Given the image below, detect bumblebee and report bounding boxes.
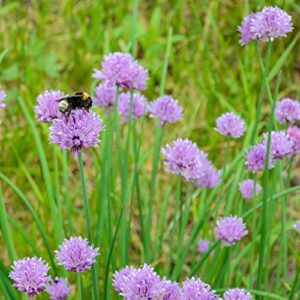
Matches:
[58,92,92,115]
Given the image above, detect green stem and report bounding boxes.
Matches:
[77,273,83,300]
[250,173,257,287]
[289,265,300,300]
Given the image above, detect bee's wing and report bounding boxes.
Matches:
[56,97,68,102]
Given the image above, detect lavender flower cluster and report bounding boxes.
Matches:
[113,264,252,299]
[9,236,98,299]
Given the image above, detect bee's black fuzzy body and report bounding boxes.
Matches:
[58,92,92,116]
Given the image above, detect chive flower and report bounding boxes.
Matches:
[195,161,220,189]
[275,98,300,125]
[223,288,253,300]
[0,89,6,109]
[250,7,293,42]
[288,127,300,154]
[50,109,103,157]
[55,237,99,273]
[9,257,50,299]
[93,52,148,90]
[46,278,72,300]
[239,179,262,201]
[294,221,300,234]
[113,266,135,294]
[149,95,183,126]
[216,216,248,246]
[161,279,182,300]
[214,112,246,138]
[197,239,209,254]
[35,90,66,123]
[182,277,220,299]
[94,82,117,113]
[118,92,148,121]
[238,13,258,46]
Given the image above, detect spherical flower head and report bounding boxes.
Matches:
[288,127,300,154]
[113,266,135,294]
[215,112,246,138]
[35,90,66,123]
[93,52,148,90]
[55,236,99,272]
[263,131,294,160]
[50,109,103,157]
[117,264,166,299]
[149,95,183,126]
[250,7,293,42]
[294,221,300,234]
[238,13,258,46]
[197,239,209,254]
[182,277,220,300]
[275,98,300,124]
[0,89,6,109]
[46,278,72,300]
[245,143,274,173]
[223,288,253,300]
[162,138,204,181]
[9,257,50,299]
[118,92,148,121]
[161,279,182,300]
[94,82,117,111]
[195,160,220,189]
[239,179,262,201]
[216,216,248,246]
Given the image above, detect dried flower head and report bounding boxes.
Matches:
[294,221,300,234]
[182,277,219,300]
[162,138,204,181]
[239,179,262,201]
[263,131,294,160]
[223,288,253,300]
[94,82,117,112]
[215,112,246,138]
[50,110,103,157]
[149,95,183,126]
[93,52,148,90]
[238,13,258,46]
[197,239,209,254]
[113,264,166,299]
[0,89,6,109]
[46,278,72,300]
[35,90,66,123]
[250,7,293,41]
[245,143,274,173]
[9,257,50,299]
[55,237,99,272]
[275,98,300,124]
[216,216,248,246]
[288,127,300,155]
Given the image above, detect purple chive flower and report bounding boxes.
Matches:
[113,266,135,294]
[223,288,253,300]
[275,98,300,124]
[294,221,300,234]
[238,13,258,46]
[0,89,6,109]
[182,278,220,300]
[93,52,148,90]
[46,278,72,300]
[50,109,103,157]
[35,90,66,123]
[197,239,209,254]
[94,82,117,112]
[216,216,248,246]
[288,127,300,154]
[245,143,274,173]
[149,95,183,126]
[114,264,166,299]
[55,237,99,272]
[263,131,294,160]
[118,92,148,121]
[215,112,246,138]
[239,179,262,201]
[195,161,220,189]
[161,279,182,300]
[162,138,204,181]
[250,7,293,42]
[9,257,50,299]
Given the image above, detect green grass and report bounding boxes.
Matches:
[0,0,300,299]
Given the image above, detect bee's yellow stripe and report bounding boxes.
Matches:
[82,92,89,101]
